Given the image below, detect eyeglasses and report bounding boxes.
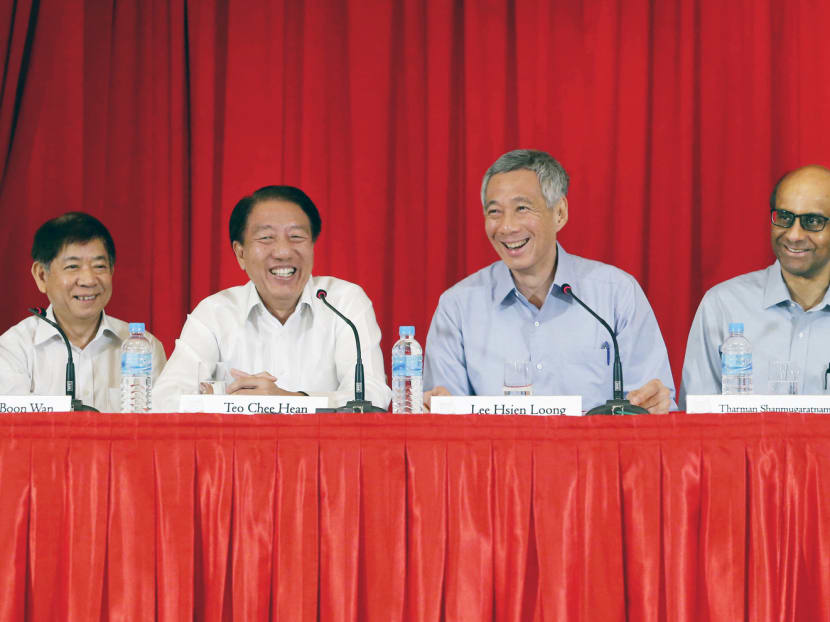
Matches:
[770,208,830,232]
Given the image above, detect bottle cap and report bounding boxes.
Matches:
[399,325,415,337]
[129,322,146,334]
[728,322,744,333]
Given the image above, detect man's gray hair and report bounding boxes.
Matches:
[480,149,570,211]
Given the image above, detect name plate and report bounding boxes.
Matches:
[430,395,582,416]
[686,394,830,414]
[0,396,72,413]
[179,395,329,415]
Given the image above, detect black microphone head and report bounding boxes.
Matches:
[316,289,327,299]
[561,283,572,295]
[28,306,47,317]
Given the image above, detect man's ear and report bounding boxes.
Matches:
[232,241,246,271]
[554,196,569,233]
[31,262,48,294]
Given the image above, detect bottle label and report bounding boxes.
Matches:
[722,353,752,376]
[122,352,152,376]
[392,354,422,376]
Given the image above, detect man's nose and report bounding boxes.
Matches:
[77,265,96,285]
[783,218,807,241]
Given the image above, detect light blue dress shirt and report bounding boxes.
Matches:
[680,261,830,407]
[423,244,676,411]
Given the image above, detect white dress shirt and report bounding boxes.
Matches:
[0,306,167,412]
[152,276,391,411]
[680,261,830,408]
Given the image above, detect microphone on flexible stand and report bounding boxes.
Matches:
[313,289,386,413]
[559,285,648,415]
[27,307,99,412]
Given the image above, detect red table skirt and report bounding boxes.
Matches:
[0,411,828,621]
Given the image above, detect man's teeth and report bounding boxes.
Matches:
[504,239,529,250]
[75,295,96,301]
[270,267,297,277]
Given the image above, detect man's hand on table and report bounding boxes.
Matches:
[626,378,671,414]
[227,369,306,397]
[423,386,451,412]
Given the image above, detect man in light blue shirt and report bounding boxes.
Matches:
[424,149,674,413]
[681,165,830,404]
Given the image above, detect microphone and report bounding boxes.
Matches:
[314,289,385,413]
[559,285,648,416]
[27,307,99,412]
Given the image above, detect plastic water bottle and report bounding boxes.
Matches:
[121,323,153,412]
[721,322,752,394]
[391,326,423,413]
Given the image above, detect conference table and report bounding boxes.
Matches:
[0,411,828,621]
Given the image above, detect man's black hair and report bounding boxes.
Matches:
[31,212,116,267]
[229,185,322,245]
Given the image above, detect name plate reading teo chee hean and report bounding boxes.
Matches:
[179,394,329,415]
[430,395,582,416]
[0,396,72,413]
[686,394,830,414]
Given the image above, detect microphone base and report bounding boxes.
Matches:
[316,399,387,413]
[71,399,99,412]
[585,399,649,416]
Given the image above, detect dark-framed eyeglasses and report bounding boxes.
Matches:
[770,208,830,232]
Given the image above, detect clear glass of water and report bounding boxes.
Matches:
[767,360,800,395]
[503,360,533,396]
[197,362,227,395]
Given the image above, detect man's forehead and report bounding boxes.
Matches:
[56,239,109,259]
[247,201,311,230]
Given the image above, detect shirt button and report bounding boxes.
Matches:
[799,332,804,338]
[534,321,540,327]
[536,363,543,370]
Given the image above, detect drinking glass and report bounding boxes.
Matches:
[503,360,533,396]
[767,360,800,395]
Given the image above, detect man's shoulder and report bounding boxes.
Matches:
[701,265,770,304]
[0,315,40,348]
[311,275,367,297]
[438,262,501,302]
[565,251,641,290]
[191,283,254,315]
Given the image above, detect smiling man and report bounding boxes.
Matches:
[423,149,675,413]
[680,165,830,403]
[0,212,166,411]
[152,185,391,410]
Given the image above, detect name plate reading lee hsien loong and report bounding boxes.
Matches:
[686,394,830,414]
[0,396,72,413]
[430,395,582,416]
[179,394,329,415]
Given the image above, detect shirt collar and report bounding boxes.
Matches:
[493,243,569,304]
[763,260,830,311]
[34,305,119,347]
[245,277,317,321]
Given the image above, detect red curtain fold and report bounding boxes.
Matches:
[1,412,830,620]
[2,1,830,388]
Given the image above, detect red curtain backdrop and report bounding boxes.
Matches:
[1,411,830,620]
[2,0,830,386]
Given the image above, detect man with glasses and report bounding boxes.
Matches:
[680,165,830,404]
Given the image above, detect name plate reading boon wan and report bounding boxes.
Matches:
[179,394,329,415]
[430,395,582,416]
[0,396,72,413]
[686,394,830,414]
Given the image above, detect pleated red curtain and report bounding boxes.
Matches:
[1,412,830,620]
[2,0,830,386]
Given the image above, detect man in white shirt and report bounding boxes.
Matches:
[681,165,830,403]
[153,185,391,411]
[0,212,166,411]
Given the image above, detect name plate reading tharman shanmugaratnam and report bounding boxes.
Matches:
[685,394,830,414]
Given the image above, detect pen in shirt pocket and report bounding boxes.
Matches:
[601,341,610,366]
[824,363,830,391]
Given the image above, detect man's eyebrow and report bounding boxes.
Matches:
[60,255,109,262]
